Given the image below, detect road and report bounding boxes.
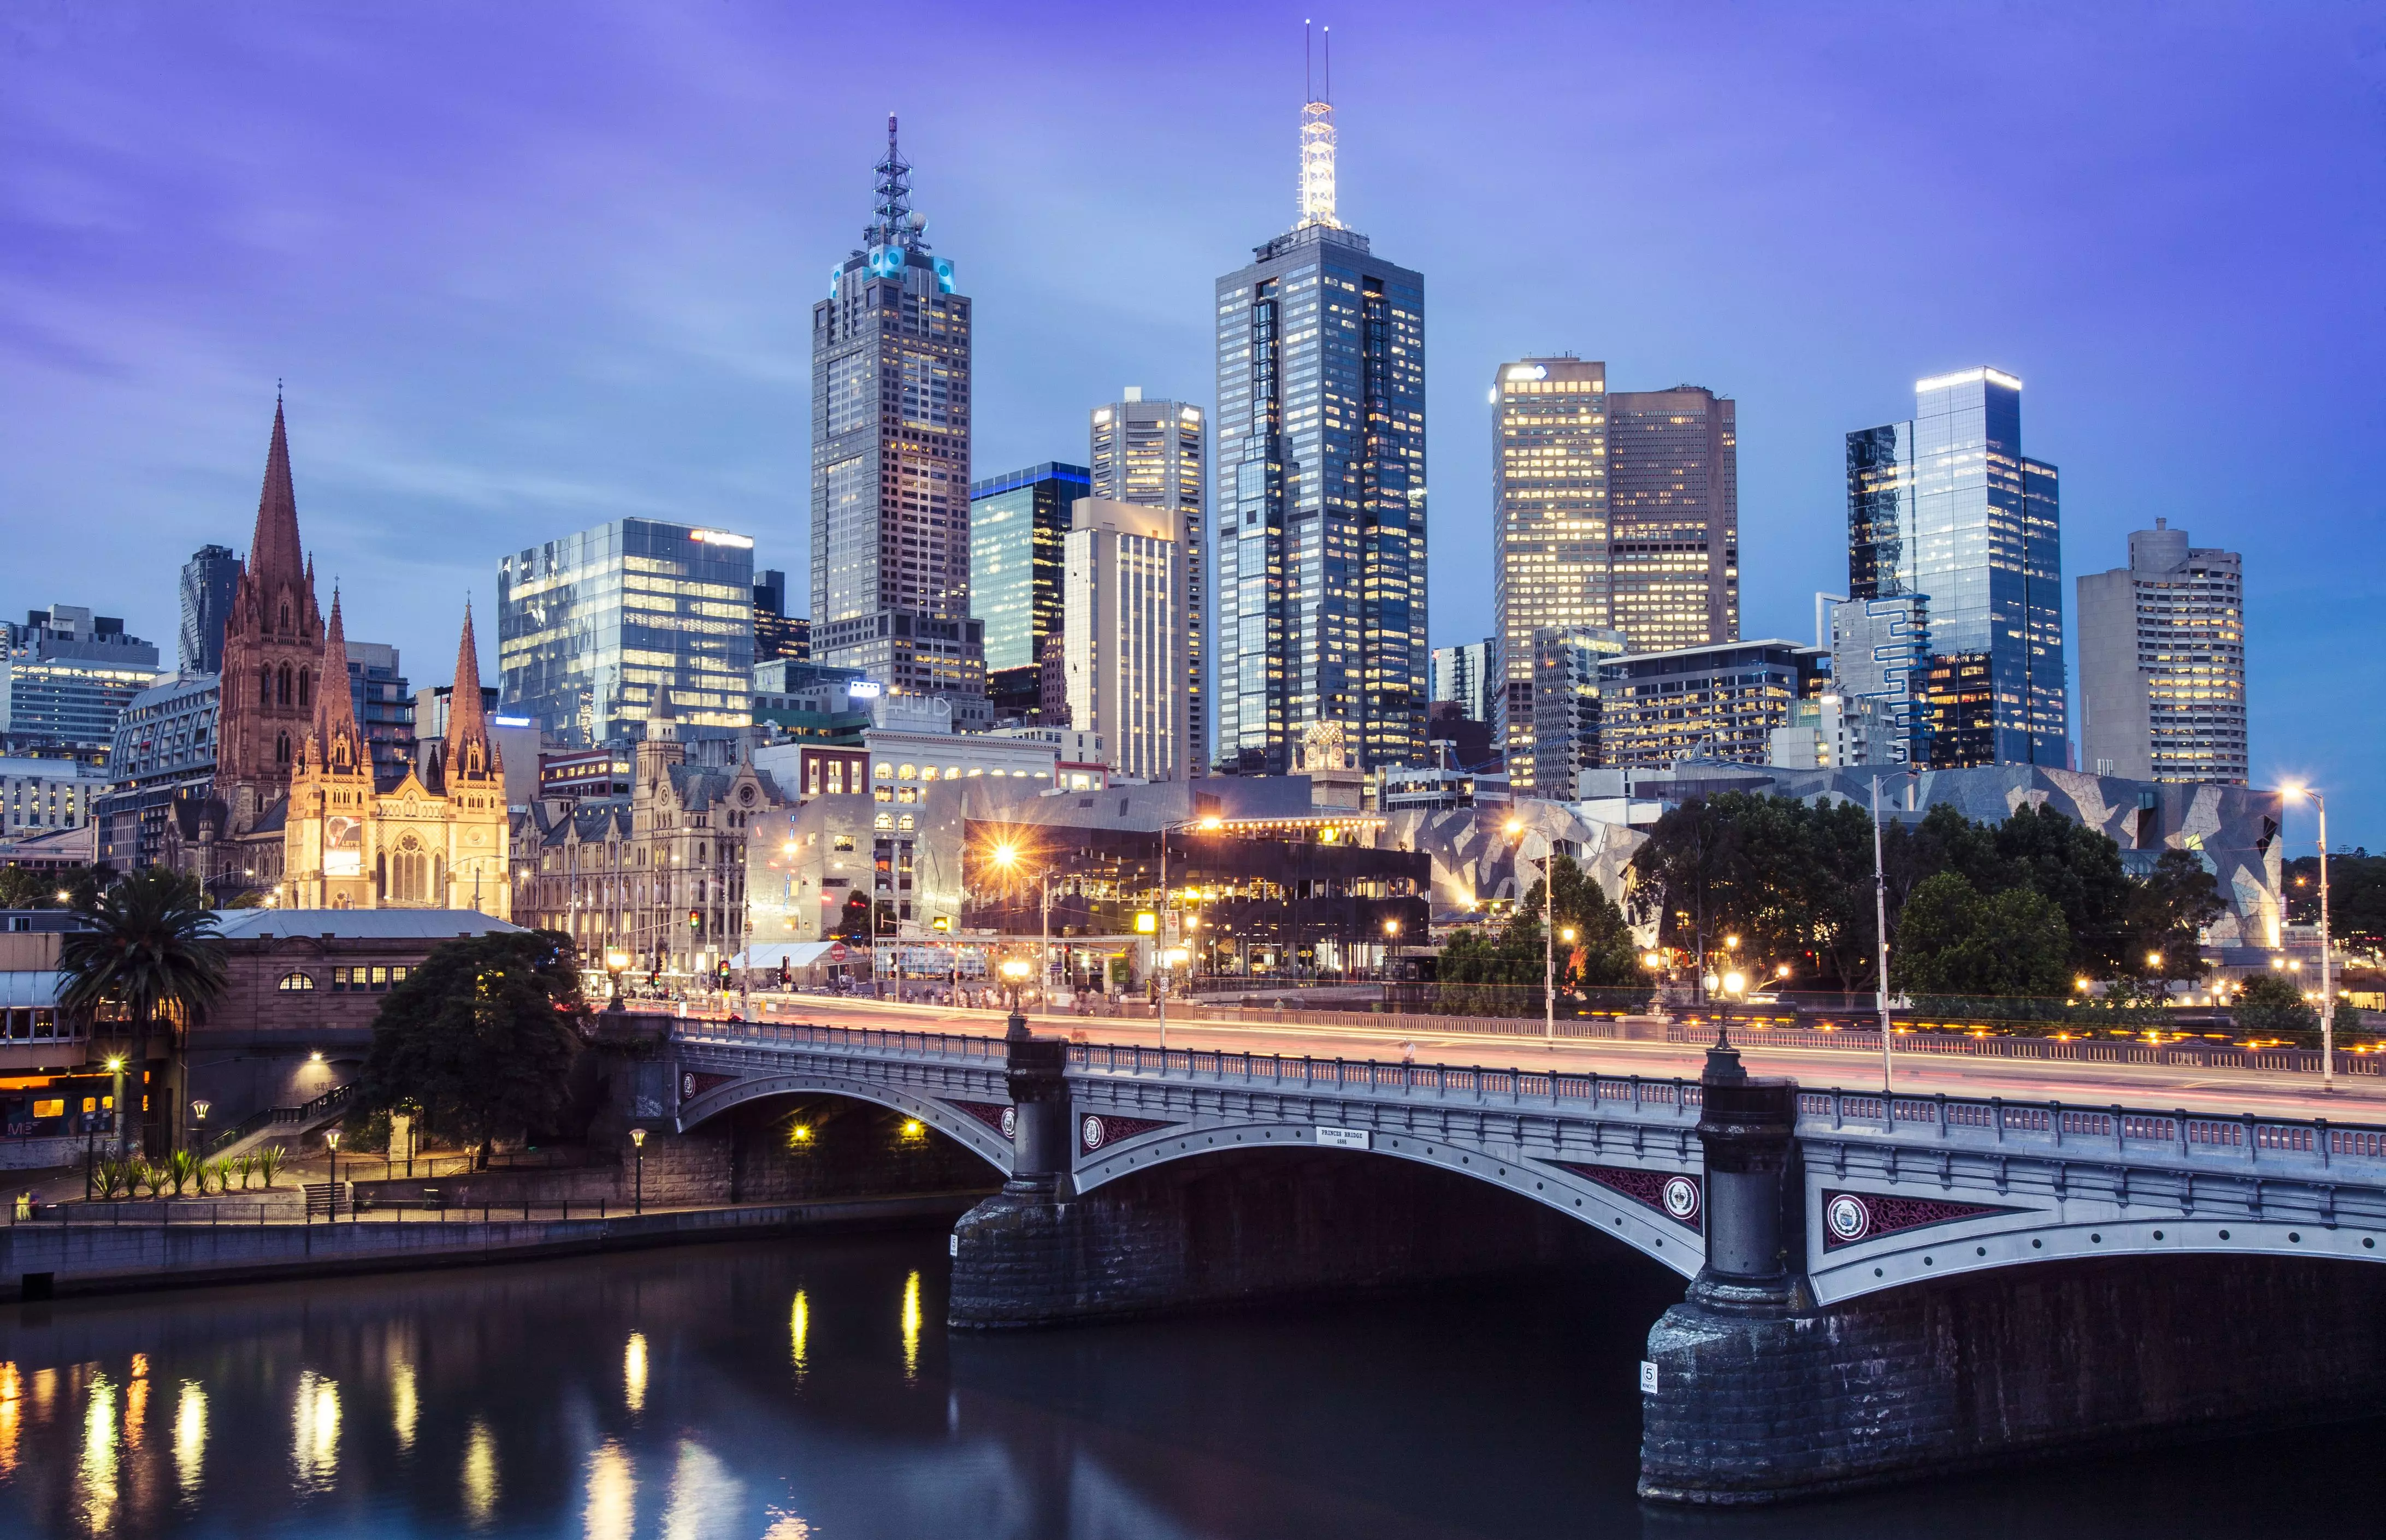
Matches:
[735,994,2386,1125]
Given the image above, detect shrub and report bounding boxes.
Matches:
[255,1145,287,1189]
[166,1150,199,1197]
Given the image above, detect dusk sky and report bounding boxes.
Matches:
[3,3,2378,843]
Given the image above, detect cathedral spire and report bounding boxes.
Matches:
[249,397,307,587]
[315,588,364,773]
[445,601,499,783]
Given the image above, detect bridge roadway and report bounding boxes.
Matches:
[725,993,2386,1122]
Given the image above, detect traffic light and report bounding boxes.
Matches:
[716,961,731,989]
[931,915,951,933]
[688,909,701,931]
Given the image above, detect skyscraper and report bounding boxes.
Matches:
[179,544,239,677]
[1090,389,1206,774]
[969,461,1088,718]
[1847,368,2065,768]
[753,570,811,664]
[1062,497,1187,782]
[1214,62,1426,775]
[495,518,755,746]
[2075,519,2245,784]
[1491,357,1608,789]
[1607,386,1738,651]
[0,606,163,762]
[1430,639,1495,726]
[1826,595,1930,766]
[810,116,983,712]
[1529,625,1627,798]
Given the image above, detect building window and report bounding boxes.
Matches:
[276,972,316,991]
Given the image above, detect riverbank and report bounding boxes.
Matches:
[1,1189,982,1301]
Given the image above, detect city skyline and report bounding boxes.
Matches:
[2,4,2378,834]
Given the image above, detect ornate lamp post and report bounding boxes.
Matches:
[189,1099,211,1153]
[2281,784,2338,1091]
[1154,815,1222,1051]
[629,1127,647,1214]
[605,948,629,1011]
[324,1128,341,1221]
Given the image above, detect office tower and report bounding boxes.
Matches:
[2076,519,2246,784]
[1063,497,1186,781]
[1490,356,1606,789]
[341,639,416,786]
[1607,386,1738,651]
[96,673,219,871]
[753,570,811,664]
[1826,595,1930,766]
[1091,388,1207,774]
[970,462,1088,719]
[810,116,984,712]
[1214,69,1426,775]
[179,544,240,677]
[1529,625,1627,799]
[1430,638,1495,726]
[495,518,755,746]
[1597,639,1828,768]
[1847,368,2065,767]
[1,605,164,763]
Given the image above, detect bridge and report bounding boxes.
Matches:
[629,1011,2386,1505]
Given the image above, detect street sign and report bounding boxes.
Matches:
[1316,1126,1370,1150]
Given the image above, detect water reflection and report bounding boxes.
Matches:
[0,1235,2378,1539]
[170,1382,204,1502]
[583,1438,635,1540]
[460,1418,498,1527]
[623,1330,649,1413]
[290,1369,339,1492]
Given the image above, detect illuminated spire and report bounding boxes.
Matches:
[1298,22,1339,230]
[869,113,928,252]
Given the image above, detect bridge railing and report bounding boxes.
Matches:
[1792,1087,2386,1174]
[674,1020,1006,1062]
[1065,1040,1709,1117]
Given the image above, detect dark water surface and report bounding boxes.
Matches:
[0,1233,2378,1538]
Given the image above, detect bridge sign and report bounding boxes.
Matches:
[1317,1126,1371,1150]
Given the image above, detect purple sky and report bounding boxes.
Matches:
[3,3,2379,844]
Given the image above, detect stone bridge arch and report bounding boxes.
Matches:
[675,1069,1012,1174]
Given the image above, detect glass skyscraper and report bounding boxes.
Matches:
[1214,82,1426,775]
[810,116,983,707]
[178,544,240,678]
[496,518,755,747]
[968,463,1088,677]
[1847,369,2066,768]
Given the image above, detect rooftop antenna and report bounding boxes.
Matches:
[1297,21,1340,228]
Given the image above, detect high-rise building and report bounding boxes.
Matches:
[1847,368,2065,768]
[1,605,164,764]
[2076,519,2246,784]
[1608,386,1738,651]
[1063,497,1186,783]
[969,461,1088,719]
[1826,595,1930,766]
[1430,639,1495,726]
[1091,388,1206,774]
[495,518,756,747]
[1529,625,1627,799]
[753,570,811,664]
[94,672,218,872]
[1597,639,1828,769]
[179,545,240,677]
[810,116,983,714]
[1490,360,1741,790]
[1214,72,1426,775]
[1491,357,1608,786]
[342,639,416,787]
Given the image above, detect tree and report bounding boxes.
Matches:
[2121,850,2227,985]
[1439,855,1647,1008]
[0,863,108,911]
[1889,872,2071,999]
[357,931,588,1166]
[835,891,872,943]
[55,867,229,1153]
[1993,804,2132,977]
[2231,973,2317,1041]
[1629,793,1880,994]
[2286,854,2386,959]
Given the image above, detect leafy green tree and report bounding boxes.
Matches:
[2120,850,2226,985]
[55,867,229,1153]
[1628,792,1881,994]
[1993,804,2133,976]
[1889,872,2071,998]
[2285,854,2385,958]
[357,931,587,1166]
[2231,972,2317,1040]
[0,863,108,910]
[1439,855,1646,1007]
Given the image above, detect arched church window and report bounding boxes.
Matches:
[276,732,291,766]
[298,669,311,709]
[259,668,271,707]
[276,972,316,991]
[280,602,291,630]
[277,665,292,706]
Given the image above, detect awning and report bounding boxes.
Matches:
[730,942,852,970]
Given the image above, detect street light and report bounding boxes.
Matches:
[106,1054,127,1158]
[604,948,629,1010]
[1869,769,1921,1095]
[1153,814,1224,1051]
[1508,820,1558,1046]
[189,1100,210,1153]
[989,838,1056,1019]
[324,1129,341,1221]
[630,1127,647,1214]
[2281,783,2339,1090]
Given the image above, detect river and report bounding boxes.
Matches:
[0,1232,2376,1538]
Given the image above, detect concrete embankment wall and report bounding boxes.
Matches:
[1640,1252,2386,1504]
[1,1192,979,1301]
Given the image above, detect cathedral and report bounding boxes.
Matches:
[209,400,510,917]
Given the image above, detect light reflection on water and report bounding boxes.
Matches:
[0,1233,2378,1539]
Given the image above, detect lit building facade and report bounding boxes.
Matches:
[1215,82,1427,775]
[94,672,218,872]
[1430,638,1495,726]
[1827,594,1930,766]
[178,545,240,678]
[1847,368,2066,768]
[1597,639,1827,769]
[1491,356,1607,789]
[2076,519,2246,784]
[753,570,811,664]
[810,117,982,713]
[1,605,163,763]
[495,517,756,748]
[1091,388,1206,773]
[1063,497,1186,783]
[1529,625,1627,799]
[968,461,1088,709]
[1607,386,1738,652]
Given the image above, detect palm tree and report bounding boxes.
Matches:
[57,867,229,1155]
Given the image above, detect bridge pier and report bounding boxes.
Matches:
[1639,1040,2386,1504]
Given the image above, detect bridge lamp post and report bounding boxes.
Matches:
[999,956,1033,1039]
[630,1127,647,1215]
[1383,917,1402,981]
[1154,815,1224,1052]
[2280,784,2337,1091]
[989,840,1055,1017]
[1869,769,1920,1097]
[1507,820,1558,1046]
[324,1129,340,1221]
[604,948,629,1011]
